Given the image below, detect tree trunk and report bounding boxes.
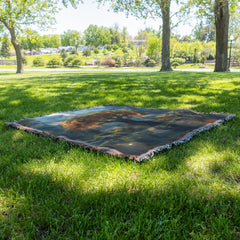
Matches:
[9,27,24,73]
[160,0,172,71]
[214,0,229,72]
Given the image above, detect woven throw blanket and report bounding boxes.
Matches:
[5,105,235,162]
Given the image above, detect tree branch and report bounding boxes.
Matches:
[0,17,11,30]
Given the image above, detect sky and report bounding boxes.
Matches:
[40,1,195,37]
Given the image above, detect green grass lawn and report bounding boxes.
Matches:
[0,71,239,239]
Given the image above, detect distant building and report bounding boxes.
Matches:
[78,45,89,52]
[58,46,75,53]
[24,50,41,55]
[97,46,106,50]
[39,48,58,54]
[132,40,147,47]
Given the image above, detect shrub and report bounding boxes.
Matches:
[102,57,116,67]
[173,50,187,59]
[70,48,78,55]
[33,56,45,67]
[200,56,207,64]
[114,49,124,55]
[112,55,123,67]
[123,53,130,67]
[60,49,68,60]
[171,62,180,68]
[129,43,134,50]
[22,56,28,65]
[193,49,199,63]
[47,57,62,68]
[144,58,156,67]
[106,45,112,51]
[122,47,128,53]
[170,58,185,65]
[147,36,161,62]
[82,49,91,57]
[64,56,83,67]
[112,44,119,51]
[133,58,143,67]
[120,43,126,48]
[71,57,83,67]
[103,49,108,55]
[208,54,215,60]
[94,48,99,54]
[64,56,75,66]
[94,58,101,66]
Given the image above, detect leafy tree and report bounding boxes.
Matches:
[169,38,215,62]
[210,0,230,71]
[20,29,42,51]
[134,28,154,43]
[84,25,111,47]
[193,21,215,42]
[0,0,82,73]
[96,0,177,71]
[229,5,240,40]
[0,0,59,73]
[121,27,128,44]
[1,36,11,59]
[41,34,61,48]
[179,35,192,42]
[172,41,190,59]
[135,45,145,58]
[109,24,121,45]
[61,30,83,49]
[146,36,162,63]
[188,0,239,72]
[40,35,56,48]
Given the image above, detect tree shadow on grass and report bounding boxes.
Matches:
[1,71,239,169]
[0,71,240,239]
[0,71,213,116]
[0,136,240,239]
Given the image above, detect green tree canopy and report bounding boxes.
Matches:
[134,28,155,42]
[1,36,11,59]
[187,0,239,71]
[229,5,240,40]
[40,34,62,48]
[121,27,129,44]
[193,20,215,42]
[109,24,121,45]
[96,0,183,71]
[19,29,42,51]
[84,25,111,47]
[146,36,162,62]
[0,0,82,73]
[61,30,83,49]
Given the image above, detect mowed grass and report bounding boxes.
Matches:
[0,71,239,239]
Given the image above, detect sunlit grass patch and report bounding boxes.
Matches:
[0,71,239,239]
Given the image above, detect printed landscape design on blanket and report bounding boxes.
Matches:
[5,105,235,162]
